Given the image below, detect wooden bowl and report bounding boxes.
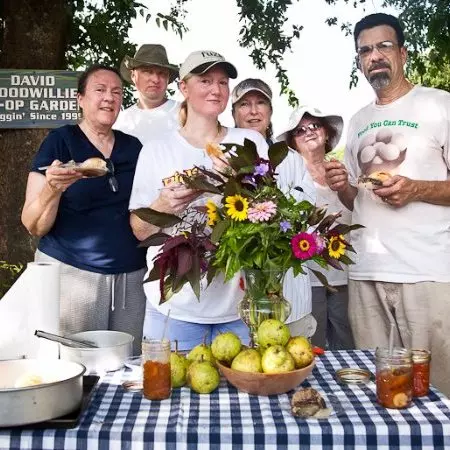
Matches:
[216,359,315,396]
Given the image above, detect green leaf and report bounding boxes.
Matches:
[182,176,222,194]
[268,142,289,169]
[211,219,230,243]
[138,232,170,248]
[241,139,259,162]
[143,262,161,283]
[133,208,182,228]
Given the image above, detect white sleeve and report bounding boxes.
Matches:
[129,143,161,210]
[277,150,317,204]
[439,90,450,170]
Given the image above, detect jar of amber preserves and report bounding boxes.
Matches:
[412,349,431,397]
[375,347,413,409]
[142,338,171,400]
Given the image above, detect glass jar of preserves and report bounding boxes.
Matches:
[375,347,413,409]
[142,338,171,400]
[412,349,431,397]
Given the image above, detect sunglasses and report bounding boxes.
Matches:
[357,40,397,59]
[291,122,323,137]
[105,159,119,193]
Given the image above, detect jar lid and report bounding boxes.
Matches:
[412,349,431,363]
[335,367,372,384]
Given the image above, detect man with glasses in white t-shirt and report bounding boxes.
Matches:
[325,13,450,397]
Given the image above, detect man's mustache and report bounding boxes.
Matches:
[369,62,391,72]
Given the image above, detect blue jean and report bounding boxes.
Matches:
[143,306,250,351]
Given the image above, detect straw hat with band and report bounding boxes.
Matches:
[231,78,272,105]
[120,44,179,84]
[179,50,238,81]
[276,106,344,152]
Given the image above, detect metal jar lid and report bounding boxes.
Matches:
[335,367,372,384]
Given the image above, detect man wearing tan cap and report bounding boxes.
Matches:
[114,44,180,143]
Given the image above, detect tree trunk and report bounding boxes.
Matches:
[0,0,69,278]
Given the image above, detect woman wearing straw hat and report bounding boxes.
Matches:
[129,50,312,350]
[277,106,355,350]
[114,44,180,143]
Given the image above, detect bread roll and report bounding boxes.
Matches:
[358,171,392,190]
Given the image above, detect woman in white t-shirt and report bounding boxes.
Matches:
[277,106,355,350]
[129,51,313,350]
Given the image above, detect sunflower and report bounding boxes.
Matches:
[206,199,219,226]
[225,194,249,221]
[328,234,346,259]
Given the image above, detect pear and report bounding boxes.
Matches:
[170,341,190,388]
[231,348,262,373]
[187,361,220,394]
[261,345,295,373]
[187,343,215,364]
[211,332,242,365]
[257,319,290,349]
[286,336,314,369]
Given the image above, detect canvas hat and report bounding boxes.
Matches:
[120,44,179,84]
[276,105,344,152]
[231,78,272,105]
[179,50,238,80]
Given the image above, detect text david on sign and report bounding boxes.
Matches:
[0,70,80,129]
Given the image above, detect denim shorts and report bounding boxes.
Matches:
[143,305,250,351]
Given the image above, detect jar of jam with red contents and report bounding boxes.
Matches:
[142,338,171,400]
[412,349,431,397]
[375,347,413,409]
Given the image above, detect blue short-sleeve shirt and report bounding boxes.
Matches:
[31,124,146,274]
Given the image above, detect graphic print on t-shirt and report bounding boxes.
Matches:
[357,128,408,177]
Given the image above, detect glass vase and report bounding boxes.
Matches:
[238,269,292,347]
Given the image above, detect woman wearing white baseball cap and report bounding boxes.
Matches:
[129,50,271,350]
[277,106,355,350]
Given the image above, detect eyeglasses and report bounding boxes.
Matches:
[291,122,323,137]
[357,41,398,59]
[105,159,119,193]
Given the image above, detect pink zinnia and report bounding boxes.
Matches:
[247,201,277,223]
[313,233,326,253]
[291,232,318,260]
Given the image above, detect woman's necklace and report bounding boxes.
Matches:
[181,121,224,149]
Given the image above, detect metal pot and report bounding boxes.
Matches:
[59,330,133,373]
[0,359,85,427]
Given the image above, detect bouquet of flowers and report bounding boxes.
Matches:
[134,140,362,303]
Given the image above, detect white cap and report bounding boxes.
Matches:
[179,50,238,80]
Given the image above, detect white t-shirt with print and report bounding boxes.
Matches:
[345,86,450,283]
[308,183,351,287]
[129,127,314,323]
[113,99,180,145]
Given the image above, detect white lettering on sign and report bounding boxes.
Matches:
[11,75,56,86]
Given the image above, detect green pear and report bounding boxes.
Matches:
[187,343,215,364]
[187,361,220,394]
[170,352,189,388]
[286,336,314,369]
[257,319,290,349]
[231,348,262,373]
[261,345,295,373]
[211,332,242,365]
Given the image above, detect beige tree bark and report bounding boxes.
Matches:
[0,0,69,286]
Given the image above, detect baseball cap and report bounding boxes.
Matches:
[231,78,272,105]
[179,50,238,80]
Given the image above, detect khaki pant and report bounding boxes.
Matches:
[348,279,450,398]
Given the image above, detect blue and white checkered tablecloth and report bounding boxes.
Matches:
[1,350,450,450]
